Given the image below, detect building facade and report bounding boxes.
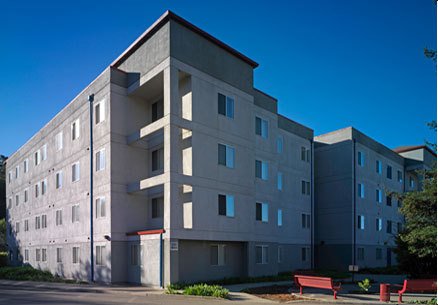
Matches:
[314,127,435,270]
[5,11,314,285]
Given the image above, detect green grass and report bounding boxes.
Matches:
[166,283,229,298]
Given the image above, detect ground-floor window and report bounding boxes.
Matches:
[301,247,310,262]
[96,245,105,266]
[130,244,141,266]
[357,247,365,260]
[56,248,63,263]
[210,244,226,266]
[256,245,268,264]
[42,248,47,262]
[376,248,382,260]
[72,247,80,264]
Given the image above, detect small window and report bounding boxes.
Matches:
[358,183,365,198]
[36,248,41,262]
[72,205,80,223]
[15,165,19,179]
[71,119,80,141]
[277,136,283,153]
[376,218,382,231]
[24,249,29,262]
[376,189,382,203]
[8,171,11,183]
[357,247,365,260]
[218,93,234,119]
[255,117,268,138]
[386,195,392,206]
[72,247,80,264]
[357,215,365,230]
[96,245,105,265]
[24,220,29,232]
[35,183,40,198]
[151,148,163,172]
[357,151,364,166]
[95,197,106,218]
[56,131,63,151]
[95,100,106,124]
[376,248,382,260]
[41,179,47,195]
[256,245,268,264]
[376,160,382,174]
[277,172,283,191]
[72,162,80,182]
[7,197,12,209]
[15,222,19,233]
[41,144,47,161]
[277,209,283,227]
[255,160,268,180]
[218,144,235,168]
[397,170,403,183]
[301,247,310,262]
[15,194,19,206]
[151,197,163,218]
[256,202,269,222]
[301,213,311,229]
[151,100,164,122]
[210,244,226,266]
[42,248,47,262]
[96,149,106,171]
[56,248,63,263]
[387,165,392,179]
[56,171,63,189]
[130,244,140,266]
[41,215,47,228]
[301,181,311,195]
[35,216,41,230]
[218,194,234,217]
[24,159,29,173]
[34,150,40,166]
[56,210,63,226]
[24,189,28,203]
[386,220,392,234]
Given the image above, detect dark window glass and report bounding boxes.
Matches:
[218,195,226,216]
[218,144,226,166]
[386,196,392,206]
[210,245,218,265]
[256,202,262,221]
[255,117,262,136]
[387,166,392,179]
[387,220,392,233]
[255,160,262,178]
[151,100,163,122]
[218,93,226,116]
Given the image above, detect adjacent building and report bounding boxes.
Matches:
[314,127,436,270]
[5,11,314,285]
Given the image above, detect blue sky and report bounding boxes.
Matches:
[0,0,436,156]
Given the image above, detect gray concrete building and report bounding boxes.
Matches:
[5,11,314,286]
[314,127,436,270]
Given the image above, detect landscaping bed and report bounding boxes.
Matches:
[242,285,312,302]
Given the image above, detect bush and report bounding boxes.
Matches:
[182,283,229,298]
[0,252,7,267]
[358,278,372,292]
[411,298,437,305]
[0,266,57,282]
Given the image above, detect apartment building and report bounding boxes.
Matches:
[5,11,314,285]
[314,127,435,270]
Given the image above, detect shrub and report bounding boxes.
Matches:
[358,278,372,292]
[0,266,56,281]
[411,298,437,305]
[0,252,7,267]
[182,283,229,298]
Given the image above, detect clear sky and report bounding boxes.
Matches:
[0,0,436,156]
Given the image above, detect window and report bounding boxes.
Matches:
[376,248,382,260]
[218,93,234,118]
[301,147,310,162]
[151,148,163,172]
[277,172,283,191]
[15,194,19,206]
[24,189,28,203]
[41,215,47,228]
[358,183,365,198]
[301,180,311,195]
[71,119,80,140]
[72,162,80,182]
[397,170,403,183]
[56,248,63,263]
[35,216,41,230]
[42,248,47,262]
[35,183,39,198]
[376,218,382,231]
[302,214,311,229]
[397,199,402,208]
[8,171,11,183]
[386,195,392,206]
[15,222,19,234]
[255,117,268,138]
[357,215,365,230]
[376,160,382,174]
[277,209,283,227]
[72,247,80,264]
[24,249,29,262]
[41,179,47,195]
[409,176,415,188]
[24,159,29,173]
[357,151,364,166]
[56,210,63,226]
[24,220,29,232]
[256,202,269,222]
[56,131,63,151]
[397,222,403,233]
[36,249,41,262]
[41,144,47,161]
[151,100,164,122]
[95,100,105,124]
[301,247,310,262]
[34,150,40,166]
[15,165,19,179]
[218,144,235,168]
[278,246,283,263]
[218,194,234,217]
[96,149,106,171]
[72,205,80,223]
[357,247,365,260]
[130,244,140,266]
[376,189,382,203]
[210,244,226,266]
[277,136,283,153]
[56,171,63,189]
[256,245,268,264]
[386,220,392,234]
[387,165,392,179]
[96,197,106,218]
[96,245,105,265]
[255,160,268,180]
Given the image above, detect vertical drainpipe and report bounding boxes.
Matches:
[310,139,315,269]
[89,94,95,282]
[159,232,163,288]
[352,139,357,270]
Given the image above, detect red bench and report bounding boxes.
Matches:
[294,275,342,299]
[397,279,437,303]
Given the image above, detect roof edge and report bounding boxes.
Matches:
[394,145,437,157]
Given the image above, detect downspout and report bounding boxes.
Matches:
[352,139,357,269]
[310,139,314,269]
[89,94,95,282]
[160,232,163,288]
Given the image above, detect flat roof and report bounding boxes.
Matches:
[394,145,437,157]
[111,10,259,69]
